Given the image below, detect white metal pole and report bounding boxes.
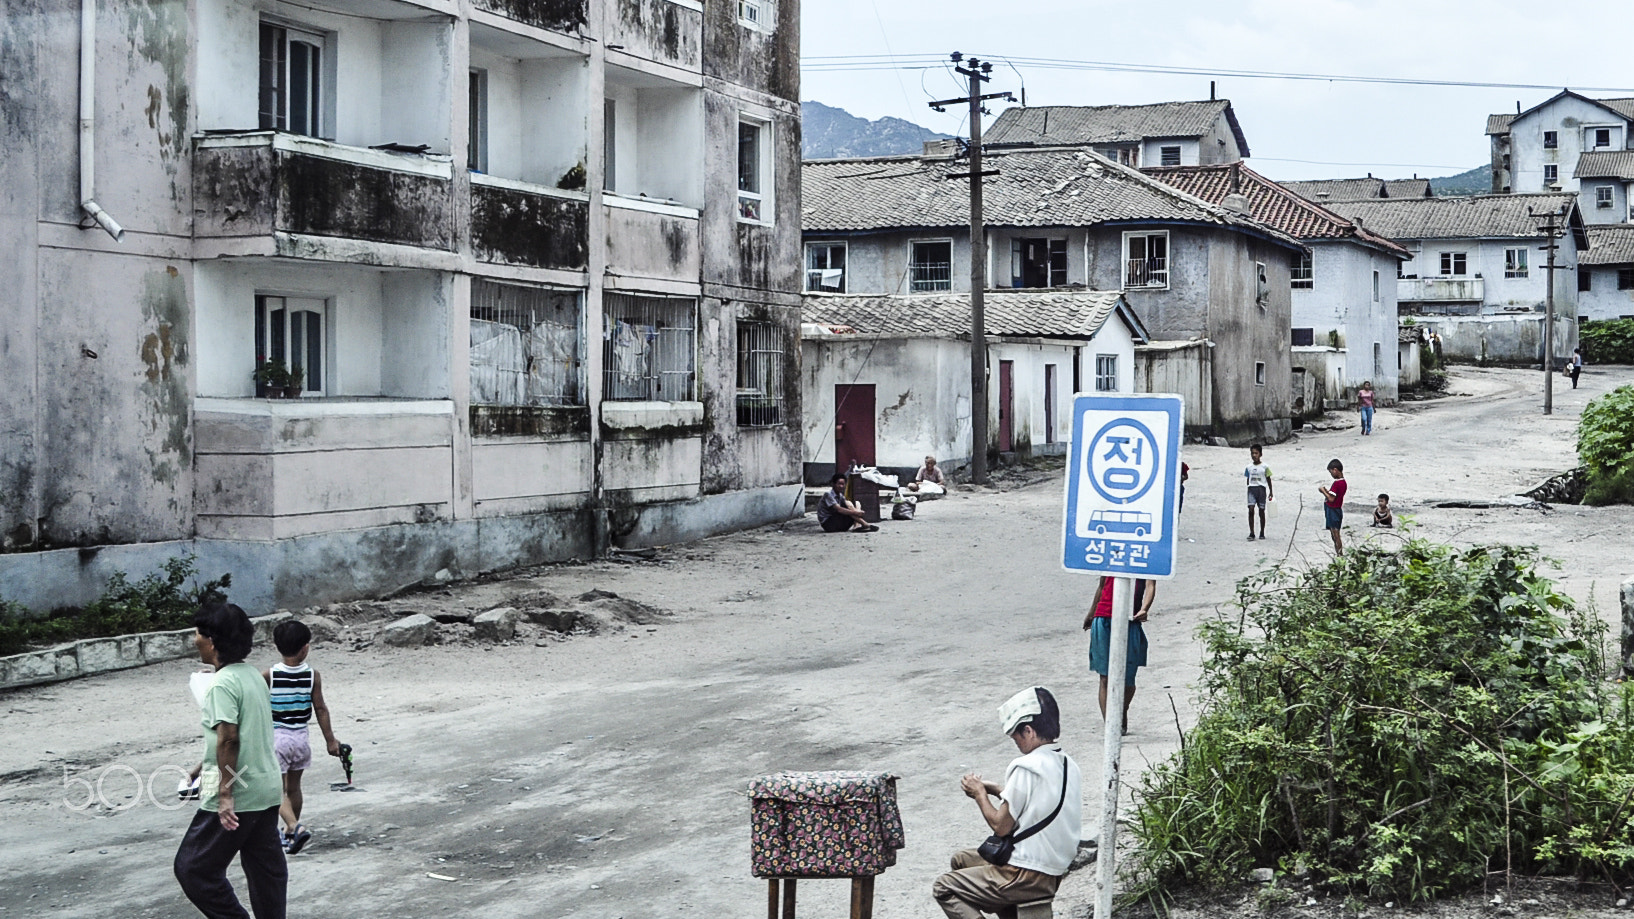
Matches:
[1096,576,1133,919]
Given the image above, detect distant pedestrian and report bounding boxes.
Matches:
[1370,493,1393,528]
[1244,444,1273,540]
[1357,381,1375,435]
[263,621,344,856]
[1569,347,1583,389]
[1319,459,1348,554]
[175,601,286,919]
[1082,576,1152,729]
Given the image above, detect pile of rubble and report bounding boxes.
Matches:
[285,588,668,652]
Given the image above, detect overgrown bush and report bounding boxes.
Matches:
[1580,319,1634,365]
[0,556,231,656]
[1421,367,1449,392]
[1129,542,1634,904]
[1577,384,1634,506]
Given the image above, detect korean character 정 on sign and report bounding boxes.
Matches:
[1084,539,1107,565]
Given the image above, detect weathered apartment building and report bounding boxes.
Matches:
[0,0,803,611]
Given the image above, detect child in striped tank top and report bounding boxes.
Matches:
[263,620,344,855]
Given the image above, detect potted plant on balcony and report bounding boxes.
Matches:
[284,365,304,400]
[252,359,290,398]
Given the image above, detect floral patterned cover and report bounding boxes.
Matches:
[749,771,906,878]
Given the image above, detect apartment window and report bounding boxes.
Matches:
[1620,268,1634,291]
[1255,361,1267,386]
[603,293,697,401]
[1580,270,1592,293]
[909,240,953,292]
[258,22,325,137]
[470,281,583,406]
[1597,185,1615,209]
[1094,354,1118,392]
[1095,146,1137,167]
[603,99,617,193]
[1160,145,1182,166]
[1043,364,1057,444]
[738,118,771,223]
[1291,328,1315,347]
[254,295,327,396]
[1291,253,1313,289]
[1439,252,1467,276]
[1543,130,1558,149]
[1595,127,1613,148]
[1012,238,1067,288]
[468,69,488,173]
[1256,262,1270,309]
[1372,269,1381,301]
[1503,248,1529,279]
[1123,231,1169,289]
[735,319,784,426]
[739,0,772,29]
[805,242,847,292]
[1544,164,1558,184]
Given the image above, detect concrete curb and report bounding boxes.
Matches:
[0,611,291,691]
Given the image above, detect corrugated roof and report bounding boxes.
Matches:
[984,100,1250,155]
[1384,178,1433,199]
[1582,225,1634,266]
[1142,164,1408,257]
[802,290,1144,341]
[1282,178,1387,201]
[802,147,1301,250]
[1575,150,1634,180]
[1487,113,1516,135]
[1325,194,1580,240]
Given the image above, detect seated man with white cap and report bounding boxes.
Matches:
[932,687,1083,919]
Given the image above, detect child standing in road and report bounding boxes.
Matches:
[1371,493,1393,528]
[1319,459,1348,553]
[264,620,343,855]
[1244,445,1273,540]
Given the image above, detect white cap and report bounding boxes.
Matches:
[998,687,1044,735]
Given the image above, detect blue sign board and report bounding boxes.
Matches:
[1062,394,1183,579]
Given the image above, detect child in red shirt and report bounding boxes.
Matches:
[1319,459,1347,554]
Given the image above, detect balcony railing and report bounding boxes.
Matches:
[909,262,952,292]
[1398,277,1485,302]
[471,175,588,271]
[1125,258,1169,289]
[472,0,587,33]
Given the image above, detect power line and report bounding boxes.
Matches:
[802,54,1634,93]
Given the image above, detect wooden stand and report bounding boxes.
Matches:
[766,876,875,919]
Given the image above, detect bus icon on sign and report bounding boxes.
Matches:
[1088,510,1153,537]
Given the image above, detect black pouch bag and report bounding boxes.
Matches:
[976,755,1069,866]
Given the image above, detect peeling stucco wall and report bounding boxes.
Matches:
[471,185,589,270]
[473,0,587,33]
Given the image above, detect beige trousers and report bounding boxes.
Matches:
[931,848,1061,919]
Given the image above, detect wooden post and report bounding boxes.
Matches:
[850,876,875,919]
[781,878,797,919]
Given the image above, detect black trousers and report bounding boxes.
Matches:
[174,806,287,919]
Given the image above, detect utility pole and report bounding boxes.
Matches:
[930,54,1011,485]
[1531,205,1567,415]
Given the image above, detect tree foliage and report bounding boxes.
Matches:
[1579,319,1634,366]
[1129,542,1634,903]
[1577,384,1634,505]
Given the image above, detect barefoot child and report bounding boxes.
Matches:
[1318,459,1347,553]
[264,621,343,855]
[1370,493,1393,528]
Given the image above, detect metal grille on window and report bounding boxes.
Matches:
[1095,354,1117,392]
[910,242,952,292]
[736,320,784,426]
[602,294,697,401]
[470,281,583,406]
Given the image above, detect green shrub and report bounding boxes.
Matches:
[0,556,231,656]
[1579,319,1634,365]
[1421,367,1449,392]
[1577,385,1634,506]
[1128,542,1634,904]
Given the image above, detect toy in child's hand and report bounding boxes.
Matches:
[330,743,356,791]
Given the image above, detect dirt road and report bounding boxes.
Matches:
[2,366,1630,919]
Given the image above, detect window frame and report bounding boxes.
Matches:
[1619,268,1634,291]
[469,280,585,408]
[804,241,847,293]
[908,238,954,293]
[1094,354,1118,393]
[1121,230,1170,290]
[1439,251,1468,277]
[258,19,329,139]
[1579,269,1592,293]
[1159,145,1182,167]
[1254,361,1267,386]
[254,293,330,397]
[736,115,773,225]
[735,318,785,427]
[1291,252,1313,289]
[1011,237,1068,288]
[468,68,488,174]
[1597,185,1615,209]
[1544,164,1559,184]
[1504,247,1529,279]
[1372,269,1380,302]
[1594,127,1613,148]
[1543,130,1558,149]
[738,0,774,29]
[602,293,698,402]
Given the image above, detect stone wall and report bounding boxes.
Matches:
[0,612,288,691]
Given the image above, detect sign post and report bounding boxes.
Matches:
[1061,393,1183,919]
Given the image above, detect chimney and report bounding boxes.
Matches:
[1210,80,1216,101]
[1229,161,1242,195]
[922,139,959,160]
[1221,193,1251,216]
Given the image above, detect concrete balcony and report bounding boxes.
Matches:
[603,194,701,282]
[1398,276,1485,302]
[471,175,589,271]
[606,0,702,71]
[193,133,455,257]
[473,0,587,32]
[193,398,454,540]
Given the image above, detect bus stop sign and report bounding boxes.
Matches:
[1062,393,1183,579]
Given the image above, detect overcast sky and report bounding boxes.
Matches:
[800,0,1634,182]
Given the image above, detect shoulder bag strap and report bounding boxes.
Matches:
[1007,754,1070,844]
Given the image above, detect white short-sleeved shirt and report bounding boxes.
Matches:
[1245,463,1271,489]
[1000,745,1083,876]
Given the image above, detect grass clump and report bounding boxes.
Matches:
[1577,384,1634,506]
[1128,541,1634,904]
[0,556,231,656]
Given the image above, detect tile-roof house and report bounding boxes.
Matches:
[982,100,1249,167]
[798,290,1149,481]
[1145,163,1409,402]
[1485,90,1634,209]
[1282,176,1433,203]
[802,145,1305,445]
[1578,225,1634,320]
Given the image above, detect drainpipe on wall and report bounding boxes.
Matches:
[80,0,125,241]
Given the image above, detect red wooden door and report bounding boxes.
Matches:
[833,384,876,473]
[998,361,1015,452]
